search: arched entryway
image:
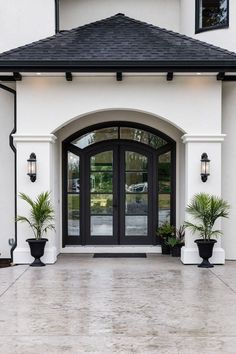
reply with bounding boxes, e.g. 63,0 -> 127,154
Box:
62,122 -> 176,246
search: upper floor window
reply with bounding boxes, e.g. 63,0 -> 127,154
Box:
196,0 -> 229,33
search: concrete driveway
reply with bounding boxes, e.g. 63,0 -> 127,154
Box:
0,255 -> 236,353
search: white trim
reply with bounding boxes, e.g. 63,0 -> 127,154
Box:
12,134 -> 57,143
61,246 -> 162,254
13,246 -> 57,264
181,246 -> 225,264
182,134 -> 226,144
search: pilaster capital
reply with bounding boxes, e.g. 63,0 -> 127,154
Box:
182,134 -> 226,144
12,134 -> 57,144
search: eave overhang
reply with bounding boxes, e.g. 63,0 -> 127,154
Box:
1,61 -> 236,73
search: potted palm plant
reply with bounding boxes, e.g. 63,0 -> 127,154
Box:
157,222 -> 175,254
185,193 -> 229,268
17,191 -> 55,267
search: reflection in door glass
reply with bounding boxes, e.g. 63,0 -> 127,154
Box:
68,194 -> 80,236
158,194 -> 171,225
90,194 -> 113,214
67,152 -> 80,193
126,172 -> 148,192
126,194 -> 148,214
91,151 -> 113,171
73,127 -> 118,149
91,216 -> 113,236
90,172 -> 113,193
158,152 -> 171,193
125,216 -> 148,235
125,152 -> 148,171
120,127 -> 167,149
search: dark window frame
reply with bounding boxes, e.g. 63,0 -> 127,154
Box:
195,0 -> 229,34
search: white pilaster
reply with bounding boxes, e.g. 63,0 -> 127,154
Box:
181,134 -> 226,264
12,134 -> 58,264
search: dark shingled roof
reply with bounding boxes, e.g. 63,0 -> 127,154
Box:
1,13 -> 236,72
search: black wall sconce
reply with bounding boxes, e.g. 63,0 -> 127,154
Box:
27,153 -> 37,182
201,153 -> 210,182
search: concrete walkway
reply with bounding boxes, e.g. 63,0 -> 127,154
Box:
0,254 -> 236,354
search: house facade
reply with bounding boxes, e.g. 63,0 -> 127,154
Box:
0,0 -> 236,264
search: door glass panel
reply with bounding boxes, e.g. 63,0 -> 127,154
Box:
158,151 -> 172,226
126,172 -> 148,192
91,216 -> 113,236
125,151 -> 148,237
125,152 -> 148,171
67,152 -> 80,193
126,194 -> 148,214
90,172 -> 113,193
68,194 -> 80,236
120,127 -> 167,149
159,194 -> 171,226
67,152 -> 80,237
72,127 -> 118,149
125,216 -> 148,235
159,152 -> 171,190
90,151 -> 113,236
91,151 -> 113,171
90,194 -> 113,214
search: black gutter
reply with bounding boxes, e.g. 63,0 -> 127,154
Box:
0,76 -> 16,82
55,0 -> 60,34
1,61 -> 236,73
0,83 -> 17,263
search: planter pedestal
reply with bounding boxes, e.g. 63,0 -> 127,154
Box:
195,239 -> 217,268
26,238 -> 48,267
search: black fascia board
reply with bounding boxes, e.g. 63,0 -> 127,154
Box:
1,61 -> 236,72
0,76 -> 16,81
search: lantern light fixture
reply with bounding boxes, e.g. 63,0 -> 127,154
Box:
201,153 -> 210,183
27,153 -> 37,182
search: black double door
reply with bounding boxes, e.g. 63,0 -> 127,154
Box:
84,142 -> 155,245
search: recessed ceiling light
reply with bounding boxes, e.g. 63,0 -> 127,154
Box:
196,73 -> 201,75
36,73 -> 41,76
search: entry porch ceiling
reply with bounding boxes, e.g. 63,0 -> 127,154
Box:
0,13 -> 236,72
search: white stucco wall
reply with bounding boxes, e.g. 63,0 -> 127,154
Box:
0,0 -> 55,53
12,74 -> 224,264
222,82 -> 236,260
59,0 -> 180,32
0,84 -> 15,258
16,75 -> 221,135
180,0 -> 236,52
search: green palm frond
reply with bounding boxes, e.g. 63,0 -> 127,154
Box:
185,193 -> 229,240
17,191 -> 55,240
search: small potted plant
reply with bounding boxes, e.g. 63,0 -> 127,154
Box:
157,222 -> 175,255
17,191 -> 55,267
185,193 -> 230,268
166,225 -> 185,257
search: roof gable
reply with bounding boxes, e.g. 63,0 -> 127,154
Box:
0,13 -> 236,71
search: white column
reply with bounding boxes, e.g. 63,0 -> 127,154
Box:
181,134 -> 226,264
12,134 -> 58,264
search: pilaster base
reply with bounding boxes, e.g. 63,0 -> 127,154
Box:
181,246 -> 225,265
13,246 -> 58,264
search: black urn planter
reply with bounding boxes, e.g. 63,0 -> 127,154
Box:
161,243 -> 171,255
195,239 -> 217,268
171,243 -> 184,257
26,238 -> 48,267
